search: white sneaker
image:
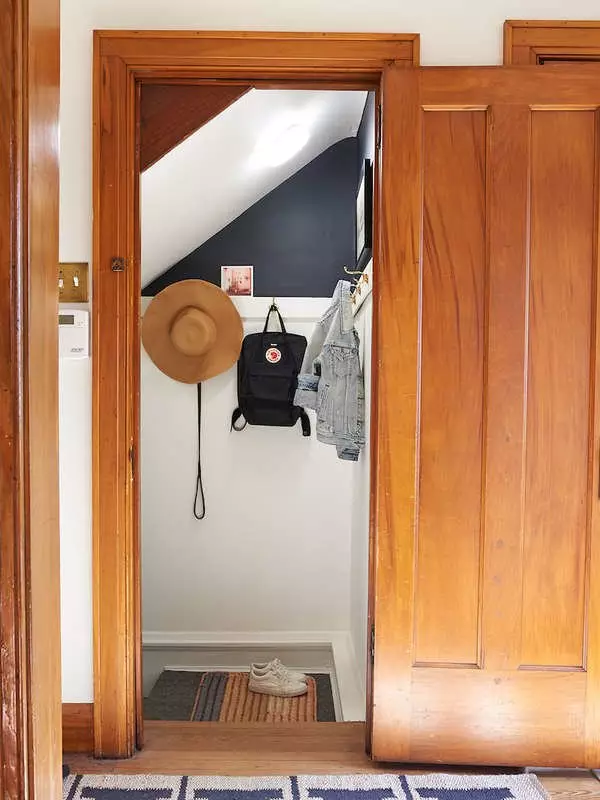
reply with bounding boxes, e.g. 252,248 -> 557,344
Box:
248,670 -> 308,697
250,658 -> 307,684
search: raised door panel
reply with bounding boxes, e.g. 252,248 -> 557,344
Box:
372,65 -> 600,767
415,111 -> 486,667
521,110 -> 595,669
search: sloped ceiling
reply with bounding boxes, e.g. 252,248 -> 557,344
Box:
139,83 -> 251,171
141,89 -> 367,286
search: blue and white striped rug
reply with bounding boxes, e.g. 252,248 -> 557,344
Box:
63,773 -> 548,800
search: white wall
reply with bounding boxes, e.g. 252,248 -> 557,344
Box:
141,298 -> 353,639
350,293 -> 373,704
59,357 -> 94,701
59,0 -> 600,701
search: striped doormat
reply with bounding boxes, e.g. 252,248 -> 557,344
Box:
63,773 -> 549,800
144,670 -> 336,723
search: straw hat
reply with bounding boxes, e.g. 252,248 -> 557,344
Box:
142,280 -> 243,383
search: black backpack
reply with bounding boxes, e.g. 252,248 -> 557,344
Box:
231,304 -> 311,436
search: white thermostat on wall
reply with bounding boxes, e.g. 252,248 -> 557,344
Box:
59,309 -> 89,359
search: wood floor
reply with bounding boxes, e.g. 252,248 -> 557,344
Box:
65,722 -> 600,798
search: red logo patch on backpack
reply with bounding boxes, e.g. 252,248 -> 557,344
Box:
265,347 -> 282,364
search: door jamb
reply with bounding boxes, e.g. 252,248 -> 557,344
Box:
0,0 -> 62,795
92,29 -> 419,759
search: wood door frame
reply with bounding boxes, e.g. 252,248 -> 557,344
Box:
92,29 -> 419,759
504,20 -> 600,64
1,0 -> 62,796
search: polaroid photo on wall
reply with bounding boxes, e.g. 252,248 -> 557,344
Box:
221,266 -> 254,297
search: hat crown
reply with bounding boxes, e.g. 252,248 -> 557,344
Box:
142,279 -> 243,383
169,306 -> 217,357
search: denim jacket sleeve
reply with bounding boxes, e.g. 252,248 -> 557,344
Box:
294,319 -> 327,411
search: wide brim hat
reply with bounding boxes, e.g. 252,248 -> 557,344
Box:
142,279 -> 243,383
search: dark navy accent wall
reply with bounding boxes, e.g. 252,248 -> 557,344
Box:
143,137 -> 359,298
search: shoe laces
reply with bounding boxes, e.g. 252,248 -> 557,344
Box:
271,659 -> 290,677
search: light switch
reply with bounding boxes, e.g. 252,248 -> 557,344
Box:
59,262 -> 89,303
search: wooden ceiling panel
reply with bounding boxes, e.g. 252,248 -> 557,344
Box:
140,83 -> 251,171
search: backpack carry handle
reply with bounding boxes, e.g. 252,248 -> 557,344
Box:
263,303 -> 287,335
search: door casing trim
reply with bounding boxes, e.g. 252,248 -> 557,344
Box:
92,28 -> 419,758
504,19 -> 600,64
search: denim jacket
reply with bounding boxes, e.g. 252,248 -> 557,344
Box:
294,280 -> 365,461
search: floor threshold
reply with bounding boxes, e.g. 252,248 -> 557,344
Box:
64,722 -> 599,799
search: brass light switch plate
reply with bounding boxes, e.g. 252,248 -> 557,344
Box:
59,262 -> 89,303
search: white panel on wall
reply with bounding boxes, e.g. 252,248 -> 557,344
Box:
141,299 -> 353,638
59,0 -> 600,701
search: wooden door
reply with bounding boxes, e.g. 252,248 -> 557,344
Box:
371,65 -> 600,768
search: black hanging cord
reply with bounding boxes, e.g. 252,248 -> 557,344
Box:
193,382 -> 206,520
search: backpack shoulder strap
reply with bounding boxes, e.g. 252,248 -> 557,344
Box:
231,407 -> 247,432
299,409 -> 311,437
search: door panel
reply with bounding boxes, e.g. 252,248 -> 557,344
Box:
409,670 -> 586,765
416,111 -> 486,667
522,111 -> 595,669
372,65 -> 600,767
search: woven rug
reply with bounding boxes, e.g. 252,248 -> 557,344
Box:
63,773 -> 548,800
144,670 -> 336,723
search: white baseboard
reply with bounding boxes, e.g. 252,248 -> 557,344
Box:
329,632 -> 365,722
142,630 -> 366,722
